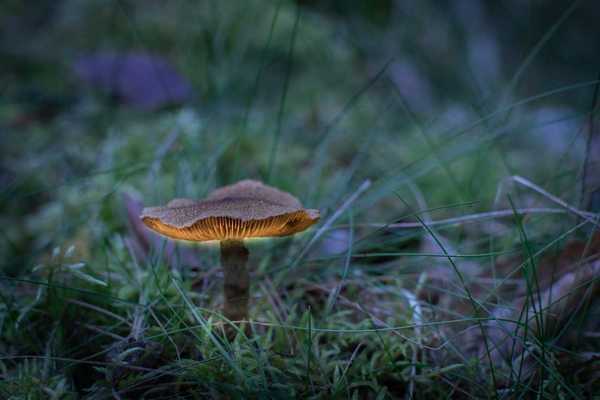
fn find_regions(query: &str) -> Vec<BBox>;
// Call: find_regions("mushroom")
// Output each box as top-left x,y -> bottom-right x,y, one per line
140,180 -> 319,334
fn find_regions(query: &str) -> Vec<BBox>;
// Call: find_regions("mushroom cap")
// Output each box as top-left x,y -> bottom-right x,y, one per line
140,180 -> 320,242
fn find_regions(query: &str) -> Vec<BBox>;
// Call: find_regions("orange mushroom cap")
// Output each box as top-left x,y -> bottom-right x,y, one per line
140,180 -> 320,242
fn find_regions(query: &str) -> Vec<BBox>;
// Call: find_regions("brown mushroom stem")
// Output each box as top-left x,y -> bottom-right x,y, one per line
220,239 -> 249,334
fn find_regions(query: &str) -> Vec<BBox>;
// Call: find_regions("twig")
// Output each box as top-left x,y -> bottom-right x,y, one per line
333,207 -> 589,229
510,175 -> 598,225
68,299 -> 130,325
79,322 -> 125,341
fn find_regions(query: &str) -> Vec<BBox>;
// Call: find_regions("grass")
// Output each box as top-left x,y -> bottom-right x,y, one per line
1,0 -> 599,398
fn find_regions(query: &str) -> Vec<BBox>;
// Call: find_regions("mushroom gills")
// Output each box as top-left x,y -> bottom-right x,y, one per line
142,210 -> 315,241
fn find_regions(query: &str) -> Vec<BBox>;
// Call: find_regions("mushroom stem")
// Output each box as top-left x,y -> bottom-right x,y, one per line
220,239 -> 249,335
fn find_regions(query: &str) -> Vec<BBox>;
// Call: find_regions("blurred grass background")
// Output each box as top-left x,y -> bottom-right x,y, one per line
1,0 -> 599,398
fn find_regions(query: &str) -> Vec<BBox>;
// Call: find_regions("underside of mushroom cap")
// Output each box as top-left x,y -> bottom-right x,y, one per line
140,180 -> 320,242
